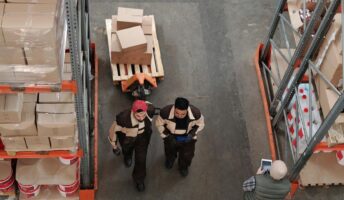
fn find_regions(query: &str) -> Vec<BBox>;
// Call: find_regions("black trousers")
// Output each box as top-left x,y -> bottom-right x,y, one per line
117,131 -> 152,183
164,137 -> 196,170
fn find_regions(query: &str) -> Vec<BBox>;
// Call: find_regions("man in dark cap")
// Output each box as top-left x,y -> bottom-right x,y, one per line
108,100 -> 155,192
156,97 -> 205,177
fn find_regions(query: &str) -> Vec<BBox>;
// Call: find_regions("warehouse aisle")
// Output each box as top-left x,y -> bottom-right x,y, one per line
90,0 -> 272,199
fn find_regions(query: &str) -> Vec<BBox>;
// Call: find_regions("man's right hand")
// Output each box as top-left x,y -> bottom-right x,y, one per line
112,147 -> 121,156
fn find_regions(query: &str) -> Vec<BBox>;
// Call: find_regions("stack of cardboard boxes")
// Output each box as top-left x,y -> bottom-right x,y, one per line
314,14 -> 344,145
0,0 -> 66,84
111,7 -> 153,65
0,92 -> 77,152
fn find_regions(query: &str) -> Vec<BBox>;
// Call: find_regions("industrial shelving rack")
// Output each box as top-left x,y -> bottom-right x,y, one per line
0,0 -> 97,199
255,0 -> 344,196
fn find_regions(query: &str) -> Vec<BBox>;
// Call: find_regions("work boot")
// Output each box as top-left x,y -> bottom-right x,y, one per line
179,168 -> 188,177
136,182 -> 145,192
165,159 -> 174,169
124,157 -> 132,168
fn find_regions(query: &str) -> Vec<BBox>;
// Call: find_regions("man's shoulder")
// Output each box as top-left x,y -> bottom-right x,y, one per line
116,109 -> 131,126
160,105 -> 174,119
190,105 -> 202,119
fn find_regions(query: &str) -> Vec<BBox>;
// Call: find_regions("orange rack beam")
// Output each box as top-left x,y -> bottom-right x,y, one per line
0,80 -> 77,94
314,142 -> 344,152
254,43 -> 277,160
0,149 -> 83,159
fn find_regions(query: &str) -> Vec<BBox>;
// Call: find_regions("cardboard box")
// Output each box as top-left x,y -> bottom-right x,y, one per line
16,158 -> 77,185
36,103 -> 74,114
24,46 -> 58,66
318,81 -> 344,124
37,113 -> 76,136
1,137 -> 27,150
5,3 -> 56,14
0,94 -> 24,123
7,0 -> 57,3
0,103 -> 37,137
14,65 -> 61,84
116,26 -> 147,52
111,34 -> 152,65
117,7 -> 143,30
2,4 -> 57,47
25,136 -> 50,150
319,43 -> 342,87
39,92 -> 74,103
118,7 -> 143,16
23,94 -> 38,103
142,16 -> 153,35
50,136 -> 75,149
0,47 -> 26,65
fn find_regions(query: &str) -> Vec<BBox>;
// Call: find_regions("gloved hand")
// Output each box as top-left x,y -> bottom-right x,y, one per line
163,134 -> 176,145
186,126 -> 198,141
112,147 -> 121,156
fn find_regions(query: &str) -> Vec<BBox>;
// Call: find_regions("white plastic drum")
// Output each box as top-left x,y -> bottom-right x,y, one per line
0,161 -> 14,193
59,156 -> 79,165
57,180 -> 79,197
18,183 -> 41,198
336,150 -> 344,166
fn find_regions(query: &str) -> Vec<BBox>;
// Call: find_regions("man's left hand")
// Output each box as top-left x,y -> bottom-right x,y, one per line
256,167 -> 265,175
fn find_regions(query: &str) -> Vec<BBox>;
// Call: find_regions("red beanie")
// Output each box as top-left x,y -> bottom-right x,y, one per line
132,100 -> 148,112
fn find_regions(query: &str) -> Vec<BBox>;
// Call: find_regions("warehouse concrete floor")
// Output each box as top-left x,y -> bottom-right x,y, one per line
90,0 -> 343,199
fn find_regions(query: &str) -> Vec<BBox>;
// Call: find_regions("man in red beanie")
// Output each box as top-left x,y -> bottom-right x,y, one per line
108,100 -> 155,192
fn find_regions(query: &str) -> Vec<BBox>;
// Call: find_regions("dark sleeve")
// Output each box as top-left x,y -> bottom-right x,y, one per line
190,105 -> 202,120
147,104 -> 155,118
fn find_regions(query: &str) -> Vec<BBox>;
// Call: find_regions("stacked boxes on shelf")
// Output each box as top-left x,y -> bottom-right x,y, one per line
111,7 -> 153,65
0,0 -> 66,84
37,92 -> 77,150
0,93 -> 78,152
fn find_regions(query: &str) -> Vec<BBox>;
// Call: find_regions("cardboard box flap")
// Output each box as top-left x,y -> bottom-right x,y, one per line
36,103 -> 74,114
116,26 -> 147,52
0,160 -> 12,181
16,158 -> 77,185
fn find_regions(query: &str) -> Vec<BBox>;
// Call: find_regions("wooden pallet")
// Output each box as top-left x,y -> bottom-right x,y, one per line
299,151 -> 344,187
105,16 -> 164,84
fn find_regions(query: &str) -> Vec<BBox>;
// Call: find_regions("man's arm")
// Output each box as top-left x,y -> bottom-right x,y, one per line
155,115 -> 171,138
242,176 -> 256,192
